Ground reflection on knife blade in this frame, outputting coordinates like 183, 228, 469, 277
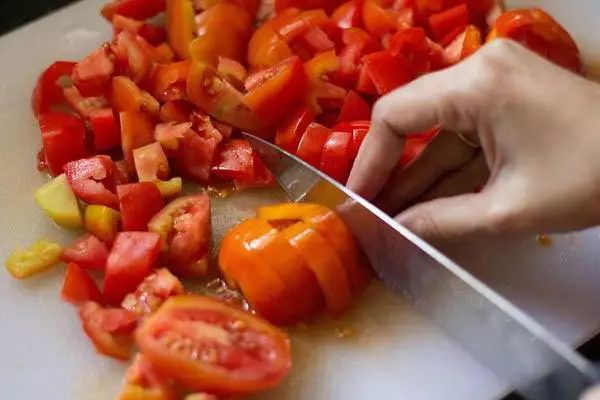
243, 132, 600, 400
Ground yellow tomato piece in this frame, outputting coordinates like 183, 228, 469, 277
154, 177, 183, 197
167, 0, 195, 60
5, 240, 63, 279
33, 174, 83, 228
257, 203, 329, 221
85, 205, 120, 242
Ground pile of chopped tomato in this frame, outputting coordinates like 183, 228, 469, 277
4, 0, 582, 397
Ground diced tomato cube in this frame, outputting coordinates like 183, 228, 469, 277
60, 234, 110, 271
38, 112, 89, 176
117, 183, 164, 231
61, 263, 105, 305
88, 108, 121, 152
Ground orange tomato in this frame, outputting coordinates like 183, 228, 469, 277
166, 0, 196, 60
248, 25, 294, 69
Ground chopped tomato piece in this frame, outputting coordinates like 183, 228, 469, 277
443, 24, 482, 65
151, 61, 190, 102
233, 152, 276, 190
61, 263, 105, 305
101, 0, 166, 21
32, 61, 76, 117
247, 24, 294, 70
111, 76, 145, 112
362, 0, 400, 39
135, 295, 292, 394
88, 108, 121, 152
355, 64, 378, 96
155, 121, 193, 152
122, 268, 184, 317
85, 205, 121, 243
331, 0, 363, 29
60, 234, 110, 271
274, 0, 341, 13
175, 129, 221, 183
304, 50, 347, 113
336, 91, 371, 123
117, 183, 164, 232
159, 100, 192, 122
148, 194, 211, 278
71, 46, 115, 97
119, 354, 178, 400
363, 50, 413, 95
120, 110, 156, 173
64, 155, 120, 208
428, 4, 469, 41
338, 27, 381, 84
103, 232, 162, 305
63, 86, 108, 118
167, 0, 196, 59
296, 123, 331, 167
298, 26, 336, 55
217, 57, 248, 89
320, 130, 352, 183
275, 106, 316, 153
113, 31, 153, 83
79, 302, 137, 360
333, 120, 370, 159
244, 56, 307, 128
211, 139, 253, 180
134, 142, 170, 182
38, 112, 89, 176
5, 240, 63, 280
113, 15, 167, 46
154, 43, 175, 64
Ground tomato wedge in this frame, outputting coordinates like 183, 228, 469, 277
64, 155, 120, 208
135, 295, 292, 394
104, 232, 162, 305
60, 234, 110, 271
39, 112, 89, 176
274, 106, 316, 154
32, 61, 76, 117
61, 263, 105, 305
117, 183, 164, 232
148, 194, 211, 278
122, 268, 185, 317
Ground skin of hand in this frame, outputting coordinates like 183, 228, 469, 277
583, 387, 600, 400
347, 39, 600, 242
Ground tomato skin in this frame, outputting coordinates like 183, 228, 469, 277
175, 129, 221, 183
71, 46, 115, 97
117, 183, 164, 232
247, 24, 294, 70
60, 234, 110, 271
38, 112, 89, 176
122, 268, 185, 317
151, 61, 191, 102
102, 0, 166, 21
61, 263, 105, 305
331, 0, 364, 29
119, 354, 178, 400
296, 123, 331, 167
428, 4, 469, 41
64, 155, 120, 208
148, 194, 211, 278
362, 0, 398, 39
135, 295, 292, 394
275, 106, 316, 153
32, 61, 77, 118
443, 24, 481, 65
103, 232, 162, 305
338, 27, 381, 84
79, 302, 138, 360
211, 139, 253, 180
320, 130, 353, 183
337, 91, 371, 124
88, 108, 121, 152
363, 50, 413, 95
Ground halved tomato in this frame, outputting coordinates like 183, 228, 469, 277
122, 268, 185, 317
64, 155, 120, 208
119, 354, 178, 400
148, 194, 211, 278
39, 112, 89, 176
274, 106, 316, 153
60, 234, 110, 271
61, 263, 105, 305
136, 295, 292, 394
79, 301, 138, 360
117, 183, 164, 232
103, 232, 162, 305
32, 61, 77, 117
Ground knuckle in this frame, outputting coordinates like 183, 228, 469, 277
486, 202, 524, 234
400, 208, 444, 241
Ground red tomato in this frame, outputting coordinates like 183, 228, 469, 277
338, 28, 381, 86
60, 234, 110, 271
134, 142, 170, 182
71, 47, 115, 97
112, 15, 167, 46
64, 155, 120, 208
38, 112, 89, 176
32, 61, 76, 117
211, 139, 253, 180
355, 64, 378, 96
136, 295, 292, 394
122, 268, 185, 317
428, 4, 469, 41
120, 111, 156, 173
63, 86, 108, 118
320, 130, 353, 183
117, 183, 164, 232
148, 194, 211, 278
363, 50, 413, 95
79, 302, 138, 360
244, 56, 307, 129
101, 0, 166, 21
337, 91, 371, 123
61, 263, 105, 306
119, 354, 178, 400
103, 232, 162, 305
362, 0, 398, 39
399, 137, 428, 167
275, 106, 316, 153
331, 0, 364, 29
159, 101, 193, 123
296, 123, 331, 167
150, 61, 191, 102
175, 129, 221, 183
113, 31, 153, 83
274, 0, 342, 13
234, 152, 276, 190
247, 24, 294, 70
305, 50, 347, 113
167, 0, 196, 60
443, 24, 481, 65
88, 108, 121, 152
155, 121, 193, 153
217, 57, 248, 89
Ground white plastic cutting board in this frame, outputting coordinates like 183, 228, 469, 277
1, 1, 600, 399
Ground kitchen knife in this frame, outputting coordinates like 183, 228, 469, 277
243, 132, 600, 400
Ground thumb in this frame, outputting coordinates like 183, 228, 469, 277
395, 192, 495, 241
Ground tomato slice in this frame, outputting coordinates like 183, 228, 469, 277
363, 50, 413, 95
120, 110, 156, 173
61, 263, 105, 305
274, 106, 315, 154
296, 123, 331, 167
428, 4, 469, 41
104, 232, 162, 305
64, 155, 120, 208
38, 112, 89, 176
244, 56, 307, 128
119, 354, 178, 400
280, 221, 352, 315
60, 234, 110, 271
79, 302, 138, 360
336, 91, 371, 124
148, 194, 211, 278
101, 0, 166, 21
136, 295, 292, 394
122, 268, 185, 317
117, 183, 164, 232
319, 130, 352, 183
134, 142, 170, 182
32, 61, 77, 117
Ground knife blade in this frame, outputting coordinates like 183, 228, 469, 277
243, 132, 600, 400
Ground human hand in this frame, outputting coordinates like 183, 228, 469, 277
582, 386, 600, 400
347, 39, 600, 241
